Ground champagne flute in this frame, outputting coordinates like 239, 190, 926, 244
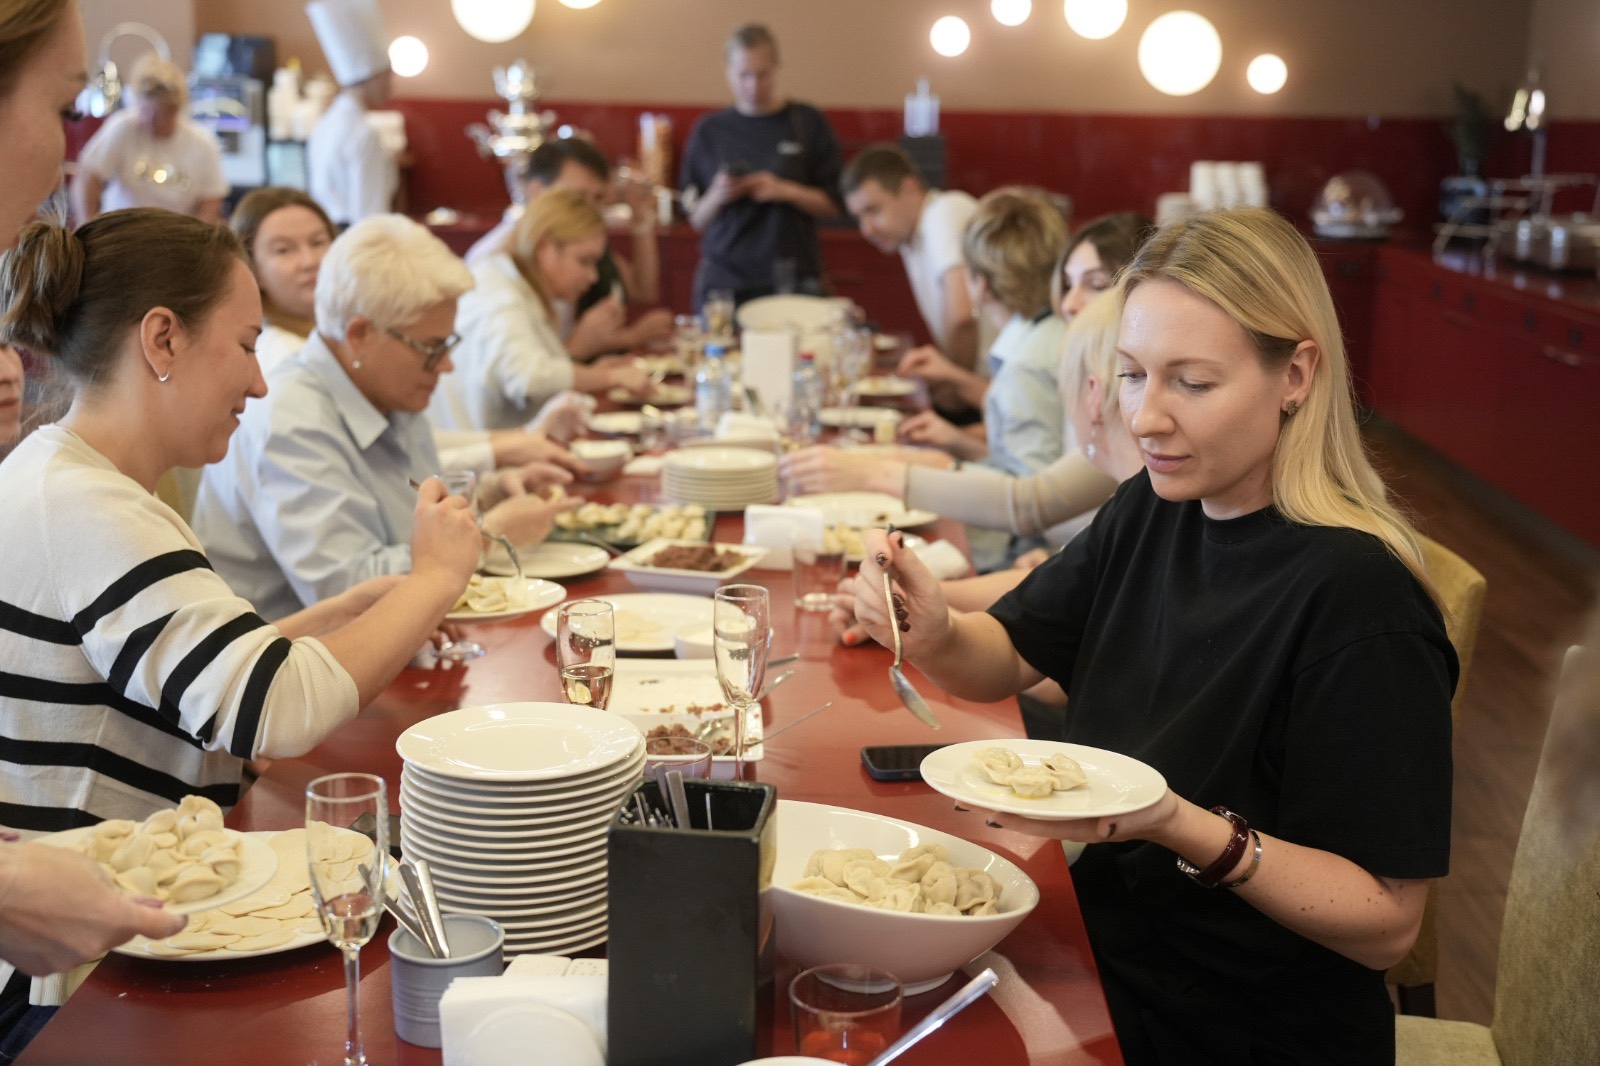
306, 773, 389, 1066
713, 584, 770, 775
557, 599, 616, 710
436, 469, 487, 662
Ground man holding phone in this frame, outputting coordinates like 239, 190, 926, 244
680, 23, 844, 309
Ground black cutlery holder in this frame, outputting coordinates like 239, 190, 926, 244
607, 778, 777, 1066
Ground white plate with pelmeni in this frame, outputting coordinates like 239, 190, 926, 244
482, 541, 611, 580
920, 739, 1168, 820
588, 411, 643, 436
445, 576, 567, 622
537, 593, 713, 654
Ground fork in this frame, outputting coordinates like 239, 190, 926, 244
881, 544, 941, 729
482, 530, 524, 579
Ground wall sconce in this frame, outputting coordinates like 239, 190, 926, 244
1138, 11, 1221, 96
1063, 0, 1127, 40
930, 16, 971, 57
389, 36, 429, 78
1246, 54, 1287, 95
991, 0, 1032, 27
452, 0, 535, 44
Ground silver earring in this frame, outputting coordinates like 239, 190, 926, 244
351, 359, 362, 370
1085, 441, 1097, 460
157, 371, 170, 383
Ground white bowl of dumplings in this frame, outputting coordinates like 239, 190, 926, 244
766, 800, 1039, 995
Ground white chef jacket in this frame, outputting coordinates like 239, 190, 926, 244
307, 92, 397, 225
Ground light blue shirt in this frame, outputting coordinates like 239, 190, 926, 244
982, 312, 1068, 478
192, 333, 439, 621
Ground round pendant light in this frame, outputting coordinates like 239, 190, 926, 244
559, 0, 600, 8
1137, 11, 1222, 96
930, 16, 972, 58
452, 0, 535, 44
992, 0, 1032, 27
1063, 0, 1127, 40
388, 36, 429, 78
1247, 54, 1288, 95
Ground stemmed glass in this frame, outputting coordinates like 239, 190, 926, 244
436, 469, 487, 662
557, 599, 616, 710
713, 584, 770, 776
305, 773, 389, 1066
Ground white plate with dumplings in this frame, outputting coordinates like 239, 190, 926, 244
38, 823, 276, 916
444, 576, 566, 622
920, 739, 1167, 820
538, 593, 713, 654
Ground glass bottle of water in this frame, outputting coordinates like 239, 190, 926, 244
788, 351, 824, 443
695, 342, 731, 429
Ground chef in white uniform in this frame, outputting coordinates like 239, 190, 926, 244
305, 0, 397, 227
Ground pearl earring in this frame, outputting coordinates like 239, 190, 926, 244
351, 359, 362, 370
157, 371, 170, 383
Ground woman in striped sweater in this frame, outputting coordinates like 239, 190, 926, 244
0, 208, 483, 833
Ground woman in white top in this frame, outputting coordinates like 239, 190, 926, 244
430, 188, 650, 433
70, 54, 227, 223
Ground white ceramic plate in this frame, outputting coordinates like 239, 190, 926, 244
920, 739, 1168, 819
399, 775, 639, 823
607, 538, 767, 595
608, 384, 691, 407
401, 833, 608, 872
538, 593, 714, 654
663, 448, 777, 474
482, 541, 611, 579
402, 801, 619, 844
422, 855, 608, 891
37, 826, 276, 917
819, 406, 901, 430
588, 411, 643, 436
785, 492, 938, 530
401, 759, 643, 807
445, 577, 566, 622
396, 702, 644, 783
402, 822, 612, 863
854, 375, 918, 397
608, 659, 765, 768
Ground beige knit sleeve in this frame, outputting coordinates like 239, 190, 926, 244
905, 451, 1118, 536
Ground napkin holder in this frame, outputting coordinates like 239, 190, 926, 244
743, 504, 825, 570
740, 329, 798, 417
607, 779, 777, 1066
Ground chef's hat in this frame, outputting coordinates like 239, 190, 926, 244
306, 0, 390, 87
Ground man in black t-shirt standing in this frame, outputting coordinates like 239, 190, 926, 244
679, 24, 844, 309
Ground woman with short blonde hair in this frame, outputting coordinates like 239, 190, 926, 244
431, 187, 649, 432
851, 207, 1455, 1061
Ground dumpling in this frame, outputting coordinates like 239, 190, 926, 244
141, 809, 179, 836
1006, 766, 1055, 798
803, 848, 877, 886
181, 829, 230, 858
888, 843, 949, 883
201, 845, 241, 883
975, 747, 1023, 785
113, 867, 158, 898
841, 858, 891, 898
968, 899, 1000, 916
166, 864, 226, 904
920, 861, 958, 908
108, 834, 156, 873
1044, 753, 1088, 791
955, 869, 1002, 913
873, 882, 925, 913
926, 901, 963, 916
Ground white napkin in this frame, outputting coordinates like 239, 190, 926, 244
909, 538, 971, 581
440, 974, 607, 1065
716, 412, 779, 442
743, 504, 825, 570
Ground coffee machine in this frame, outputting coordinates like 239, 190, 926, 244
190, 34, 274, 196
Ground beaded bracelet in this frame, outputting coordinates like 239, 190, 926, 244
1175, 807, 1250, 888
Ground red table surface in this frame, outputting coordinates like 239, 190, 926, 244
18, 492, 1122, 1066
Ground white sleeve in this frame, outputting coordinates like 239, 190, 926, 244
434, 429, 497, 475
470, 289, 578, 414
352, 126, 397, 219
925, 196, 975, 277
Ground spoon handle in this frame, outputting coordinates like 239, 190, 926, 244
866, 968, 999, 1066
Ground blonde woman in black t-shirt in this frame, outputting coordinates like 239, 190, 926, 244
850, 207, 1454, 1062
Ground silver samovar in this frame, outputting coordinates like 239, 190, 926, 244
465, 59, 557, 207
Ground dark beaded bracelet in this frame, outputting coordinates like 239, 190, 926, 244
1175, 807, 1250, 888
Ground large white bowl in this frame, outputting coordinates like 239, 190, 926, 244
569, 438, 632, 481
607, 538, 766, 595
766, 800, 1039, 994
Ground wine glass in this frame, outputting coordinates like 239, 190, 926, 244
305, 773, 389, 1066
557, 599, 616, 710
713, 584, 770, 775
436, 469, 487, 662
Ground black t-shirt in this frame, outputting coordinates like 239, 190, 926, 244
989, 471, 1456, 1064
678, 103, 843, 303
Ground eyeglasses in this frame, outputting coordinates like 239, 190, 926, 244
385, 327, 460, 371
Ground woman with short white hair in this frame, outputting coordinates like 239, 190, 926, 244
70, 53, 228, 222
193, 214, 575, 620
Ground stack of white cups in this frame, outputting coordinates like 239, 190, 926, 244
1189, 161, 1268, 211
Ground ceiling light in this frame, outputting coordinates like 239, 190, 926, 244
451, 0, 535, 44
1246, 53, 1287, 95
388, 36, 428, 78
992, 0, 1032, 27
930, 16, 972, 58
559, 0, 600, 8
1063, 0, 1127, 40
1137, 11, 1222, 96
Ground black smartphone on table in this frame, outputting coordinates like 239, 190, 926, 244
860, 743, 952, 782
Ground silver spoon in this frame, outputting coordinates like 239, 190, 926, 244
398, 861, 446, 959
865, 968, 999, 1066
881, 533, 940, 729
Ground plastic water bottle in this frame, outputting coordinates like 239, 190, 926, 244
695, 342, 731, 428
788, 351, 824, 443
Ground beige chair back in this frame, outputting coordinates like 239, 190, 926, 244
1491, 643, 1600, 1065
1388, 535, 1487, 999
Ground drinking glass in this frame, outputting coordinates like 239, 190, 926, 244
703, 290, 735, 340
673, 313, 704, 375
792, 537, 846, 612
713, 584, 770, 775
435, 469, 486, 661
790, 963, 904, 1064
557, 599, 616, 710
306, 773, 389, 1066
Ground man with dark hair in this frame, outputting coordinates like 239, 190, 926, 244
466, 137, 670, 358
842, 143, 978, 370
679, 22, 843, 308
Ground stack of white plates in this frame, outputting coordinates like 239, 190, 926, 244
661, 447, 779, 509
395, 703, 644, 956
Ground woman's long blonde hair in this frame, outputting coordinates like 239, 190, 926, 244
509, 188, 605, 315
1117, 207, 1437, 606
